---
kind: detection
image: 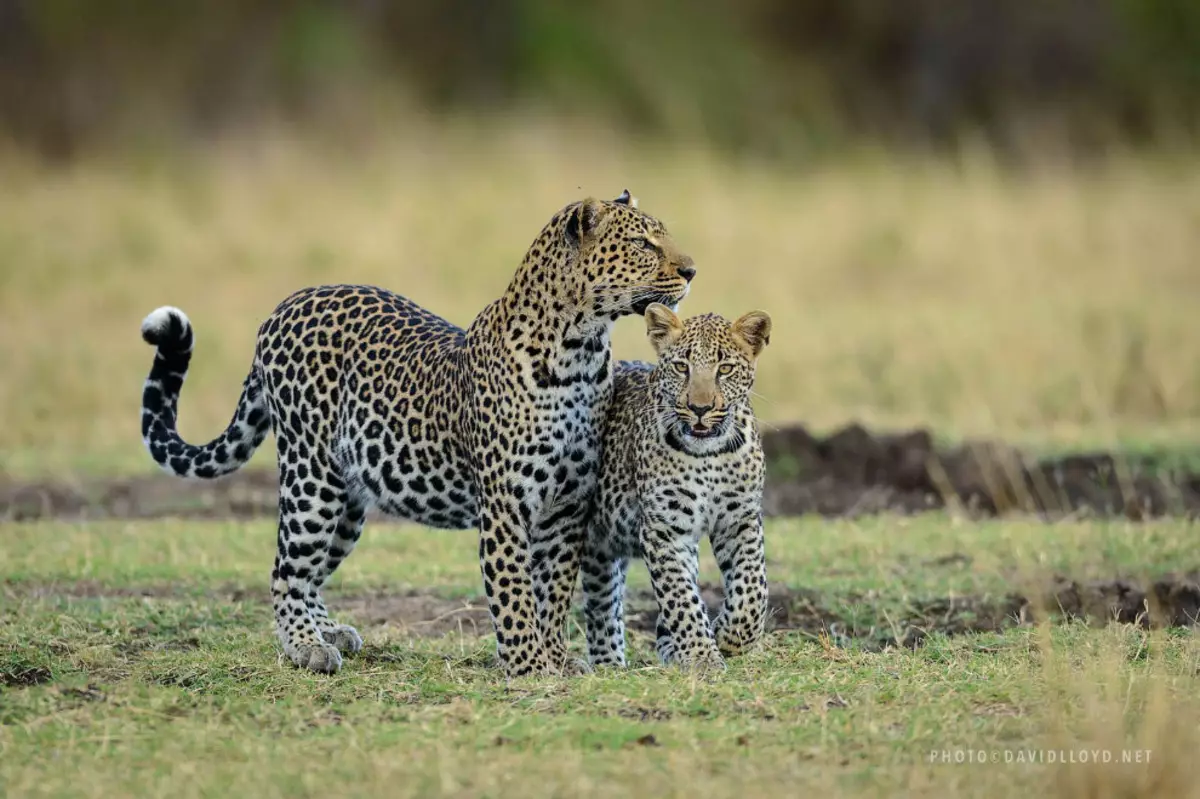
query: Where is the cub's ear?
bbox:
[613,189,638,208]
[565,197,606,246]
[645,303,684,354]
[731,310,772,358]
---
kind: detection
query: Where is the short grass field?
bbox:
[2,129,1200,797]
[3,516,1199,797]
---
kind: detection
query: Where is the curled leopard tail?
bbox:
[139,306,271,479]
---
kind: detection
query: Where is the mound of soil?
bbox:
[3,423,1198,521]
[760,423,1200,520]
[1044,572,1200,628]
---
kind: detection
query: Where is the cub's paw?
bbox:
[288,641,344,674]
[587,655,628,671]
[675,645,727,676]
[322,624,364,655]
[501,650,557,681]
[713,626,751,657]
[561,657,593,677]
[715,619,763,657]
[548,648,593,677]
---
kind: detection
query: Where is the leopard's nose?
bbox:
[677,264,696,282]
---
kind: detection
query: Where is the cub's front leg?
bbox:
[710,515,768,657]
[652,538,699,666]
[580,533,631,668]
[641,525,724,673]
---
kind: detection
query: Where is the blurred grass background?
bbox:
[0,0,1198,476]
[3,0,1200,159]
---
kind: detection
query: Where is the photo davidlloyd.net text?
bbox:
[929,748,1154,766]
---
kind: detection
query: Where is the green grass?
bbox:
[3,516,1199,797]
[2,514,1198,597]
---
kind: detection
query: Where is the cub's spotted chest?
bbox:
[582,304,772,671]
[137,190,697,679]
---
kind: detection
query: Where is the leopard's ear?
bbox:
[613,189,638,208]
[645,303,683,354]
[565,197,606,246]
[731,310,772,359]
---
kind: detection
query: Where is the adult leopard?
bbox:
[138,190,696,678]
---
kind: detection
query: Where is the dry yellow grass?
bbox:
[1,123,1198,476]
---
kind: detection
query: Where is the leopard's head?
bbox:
[523,190,695,323]
[643,304,772,445]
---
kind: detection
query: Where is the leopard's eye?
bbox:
[717,363,734,376]
[672,361,689,375]
[639,237,659,253]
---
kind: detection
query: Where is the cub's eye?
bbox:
[717,364,734,376]
[639,238,659,253]
[672,361,689,375]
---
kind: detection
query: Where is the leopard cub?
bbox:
[582,303,771,671]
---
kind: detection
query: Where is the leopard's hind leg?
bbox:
[308,496,367,654]
[270,432,355,674]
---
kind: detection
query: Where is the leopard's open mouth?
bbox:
[680,415,729,440]
[631,284,689,315]
[631,295,668,315]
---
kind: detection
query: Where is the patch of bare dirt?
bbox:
[1,664,53,687]
[7,572,1200,653]
[623,582,837,637]
[0,470,281,522]
[5,424,1198,522]
[5,580,256,604]
[626,575,1200,649]
[628,581,1031,650]
[336,591,494,638]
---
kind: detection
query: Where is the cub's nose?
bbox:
[687,402,713,417]
[677,264,697,282]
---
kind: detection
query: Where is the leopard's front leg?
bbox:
[530,503,591,675]
[642,524,724,673]
[710,514,768,657]
[479,492,553,679]
[652,538,698,665]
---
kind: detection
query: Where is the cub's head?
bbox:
[529,190,695,321]
[643,303,772,445]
